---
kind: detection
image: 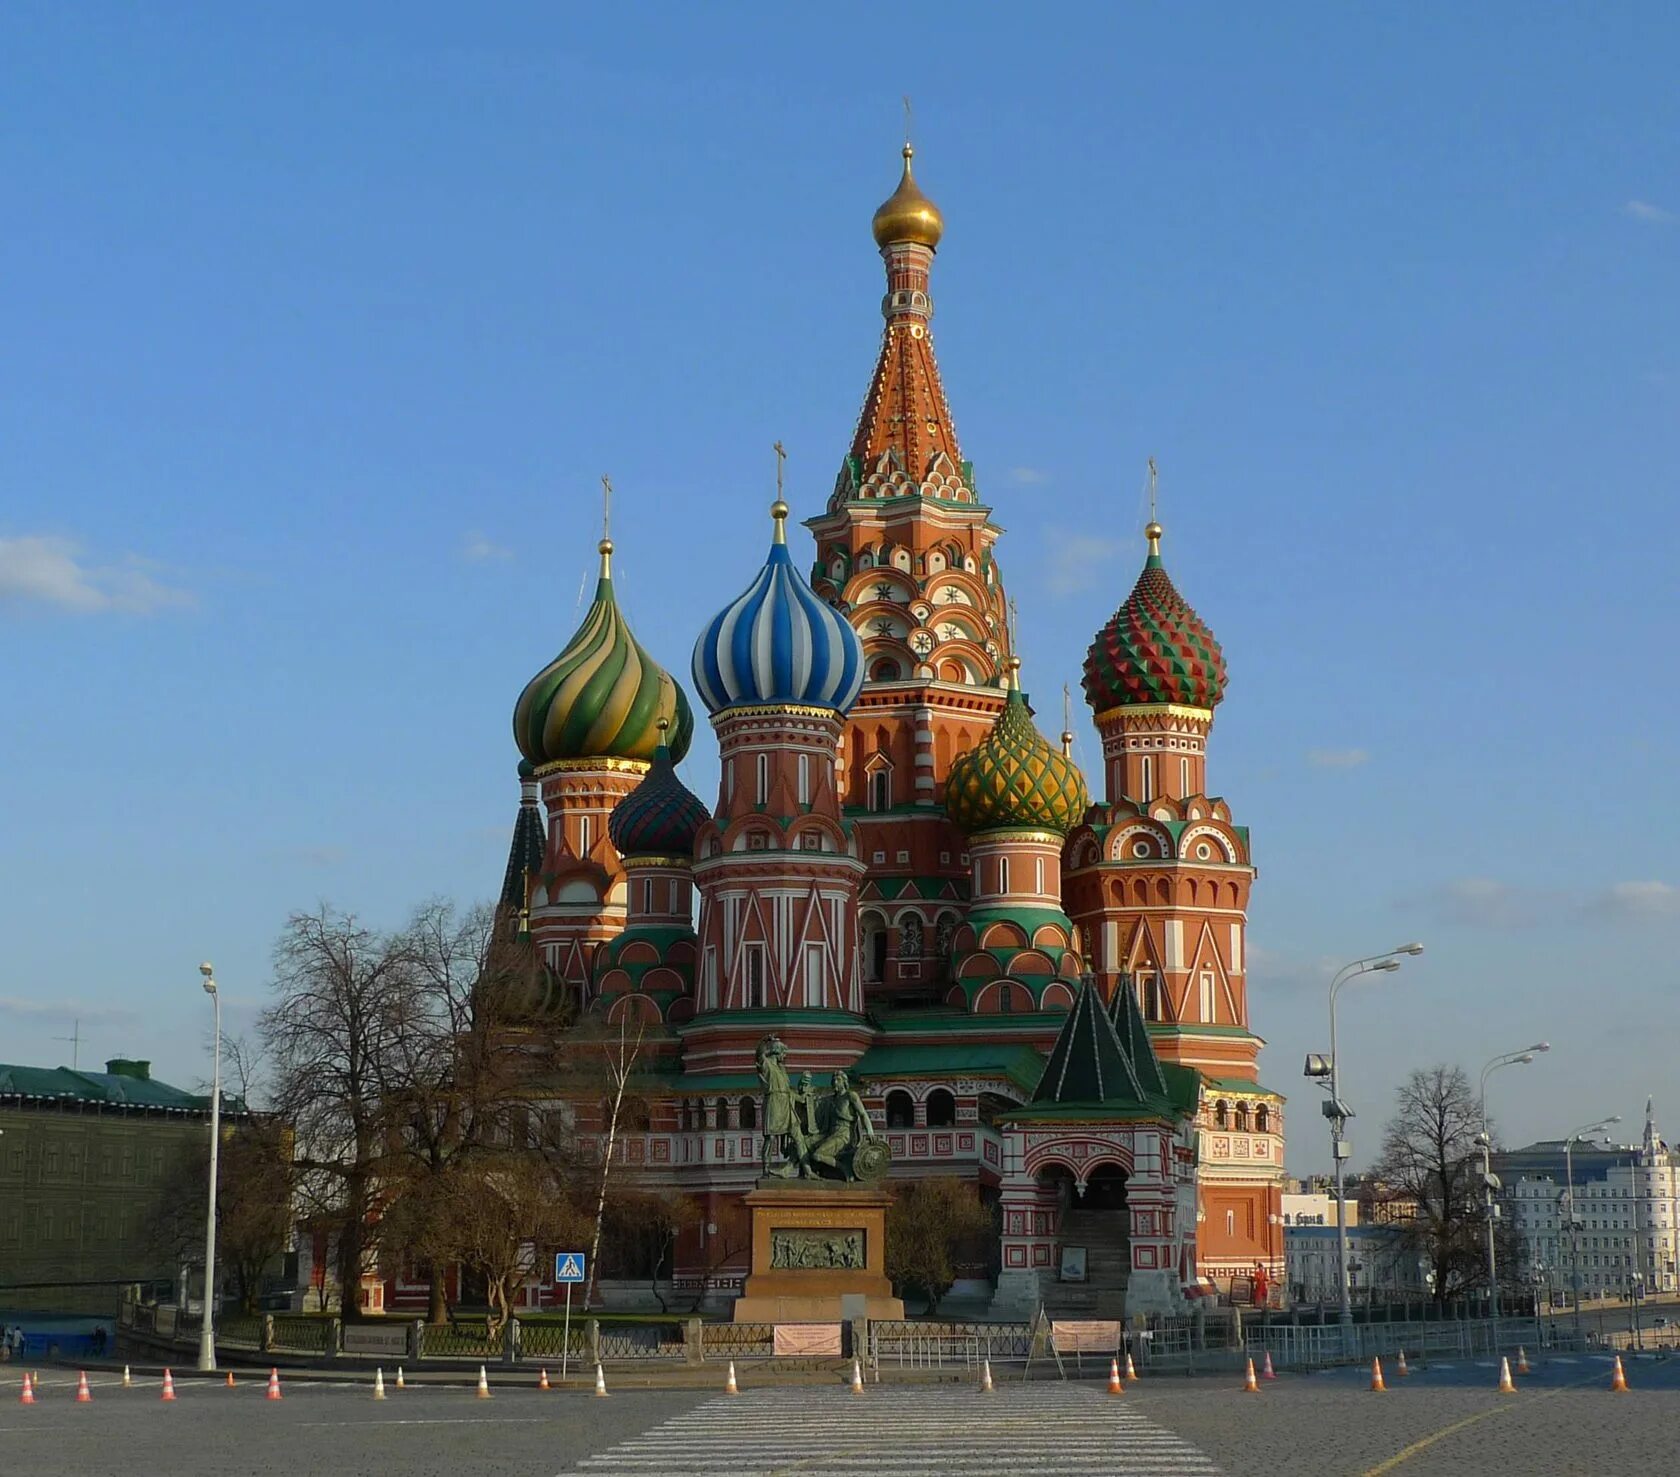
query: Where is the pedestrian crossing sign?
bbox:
[555,1252,587,1284]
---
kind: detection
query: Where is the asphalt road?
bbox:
[4,1357,1678,1476]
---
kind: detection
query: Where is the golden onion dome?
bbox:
[945,662,1090,838]
[871,144,944,250]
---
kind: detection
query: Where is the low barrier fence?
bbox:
[116,1296,1561,1375]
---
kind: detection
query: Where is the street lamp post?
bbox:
[1308,943,1424,1336]
[197,962,222,1374]
[1564,1115,1622,1347]
[1477,1043,1549,1355]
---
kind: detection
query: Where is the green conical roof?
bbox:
[1108,975,1170,1100]
[1029,979,1177,1115]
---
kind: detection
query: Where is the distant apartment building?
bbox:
[1495,1102,1680,1302]
[0,1058,236,1312]
[1281,1191,1359,1228]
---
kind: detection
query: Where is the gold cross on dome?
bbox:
[773,440,786,500]
[601,474,613,541]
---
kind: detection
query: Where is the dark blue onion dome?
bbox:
[608,720,710,860]
[692,497,864,715]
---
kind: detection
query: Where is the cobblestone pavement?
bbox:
[4,1359,1677,1476]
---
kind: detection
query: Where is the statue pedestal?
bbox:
[732,1182,905,1323]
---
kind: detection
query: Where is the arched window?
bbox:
[871,658,900,682]
[740,1096,758,1130]
[1215,1100,1229,1129]
[870,768,892,812]
[714,1097,731,1129]
[926,1088,957,1127]
[1235,1103,1251,1132]
[885,1090,915,1129]
[1255,1104,1270,1134]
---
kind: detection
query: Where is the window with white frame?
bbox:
[1140,755,1153,801]
[1199,969,1216,1021]
[744,944,766,1008]
[755,753,769,805]
[804,943,825,1007]
[797,753,810,805]
[997,855,1010,896]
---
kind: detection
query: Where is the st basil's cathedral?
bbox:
[489,146,1283,1318]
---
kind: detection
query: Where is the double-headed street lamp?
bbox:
[197,962,222,1374]
[1476,1043,1549,1352]
[1564,1114,1622,1345]
[1305,942,1425,1332]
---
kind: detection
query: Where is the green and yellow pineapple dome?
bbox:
[513,539,695,768]
[945,663,1090,836]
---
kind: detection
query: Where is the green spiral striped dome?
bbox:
[945,671,1089,837]
[513,540,694,767]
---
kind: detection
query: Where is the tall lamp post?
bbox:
[1476,1042,1548,1354]
[197,962,222,1374]
[1305,943,1425,1334]
[1564,1114,1621,1346]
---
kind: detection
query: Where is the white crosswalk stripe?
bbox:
[573,1385,1219,1476]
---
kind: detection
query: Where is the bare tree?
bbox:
[147,1120,295,1314]
[600,1189,699,1313]
[427,1155,592,1345]
[261,906,410,1320]
[581,1012,649,1310]
[886,1177,994,1312]
[1372,1064,1495,1300]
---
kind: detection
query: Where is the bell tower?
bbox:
[805,144,1012,1006]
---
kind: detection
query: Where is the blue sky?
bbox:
[3,4,1676,1172]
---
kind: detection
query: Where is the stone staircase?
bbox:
[1039,1208,1130,1319]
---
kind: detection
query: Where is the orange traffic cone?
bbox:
[1370,1357,1387,1392]
[1108,1357,1124,1395]
[395,1366,405,1390]
[161,1368,177,1402]
[726,1360,739,1395]
[1242,1357,1260,1393]
[1516,1346,1531,1376]
[225,1371,236,1388]
[1396,1349,1410,1378]
[1125,1352,1139,1381]
[77,1370,92,1403]
[19,1372,34,1405]
[373,1368,386,1400]
[1497,1357,1516,1394]
[980,1358,994,1394]
[477,1365,492,1399]
[594,1363,608,1397]
[122,1364,133,1388]
[1611,1354,1629,1392]
[265,1368,282,1401]
[538,1367,550,1391]
[1261,1350,1277,1380]
[851,1357,865,1395]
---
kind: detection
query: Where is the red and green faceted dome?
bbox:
[1083,525,1226,713]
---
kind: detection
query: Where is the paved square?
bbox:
[575,1385,1219,1476]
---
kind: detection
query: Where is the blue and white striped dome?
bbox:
[692,502,864,716]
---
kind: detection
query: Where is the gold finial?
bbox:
[1144,458,1162,556]
[871,122,944,249]
[770,440,789,542]
[599,474,614,571]
[1061,682,1074,757]
[1004,655,1022,692]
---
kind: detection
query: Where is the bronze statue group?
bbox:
[755,1034,887,1182]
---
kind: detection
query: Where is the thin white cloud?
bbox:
[1592,881,1680,920]
[0,535,194,614]
[1624,199,1675,224]
[1307,748,1370,769]
[1008,467,1050,485]
[0,996,138,1024]
[1413,877,1544,930]
[1045,526,1124,596]
[462,532,514,564]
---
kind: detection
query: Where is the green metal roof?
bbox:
[0,1062,223,1111]
[1200,1075,1287,1100]
[850,1042,1046,1095]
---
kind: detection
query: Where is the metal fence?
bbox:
[700,1322,776,1360]
[871,1320,1034,1369]
[1242,1317,1546,1370]
[517,1320,589,1361]
[597,1322,686,1360]
[419,1322,499,1359]
[269,1316,333,1355]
